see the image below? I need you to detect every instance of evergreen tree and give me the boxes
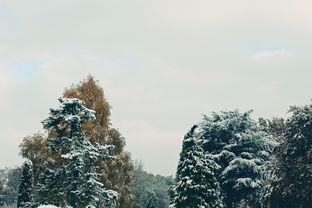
[144,192,157,208]
[193,110,275,208]
[258,117,286,143]
[39,98,118,208]
[170,126,223,208]
[20,76,134,208]
[63,75,134,208]
[17,161,34,208]
[267,104,312,208]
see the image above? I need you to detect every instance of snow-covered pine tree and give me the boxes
[144,192,157,208]
[267,103,312,208]
[63,76,134,208]
[169,126,223,208]
[40,98,118,208]
[195,110,275,208]
[17,160,34,208]
[35,167,63,206]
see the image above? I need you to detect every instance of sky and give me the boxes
[0,0,312,176]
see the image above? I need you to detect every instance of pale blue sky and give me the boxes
[0,0,312,176]
[9,59,46,80]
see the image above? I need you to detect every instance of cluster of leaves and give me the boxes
[131,161,174,208]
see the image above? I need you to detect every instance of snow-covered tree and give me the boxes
[20,76,133,208]
[39,98,118,208]
[63,76,134,208]
[194,110,275,208]
[144,192,157,208]
[267,104,312,208]
[17,161,34,208]
[170,126,223,208]
[37,205,59,208]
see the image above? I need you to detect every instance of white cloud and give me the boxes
[251,50,293,63]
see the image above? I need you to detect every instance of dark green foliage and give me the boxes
[132,161,174,208]
[258,117,286,143]
[266,104,312,208]
[35,167,63,206]
[170,126,223,208]
[38,98,118,208]
[0,167,22,207]
[0,177,5,206]
[17,161,34,208]
[144,192,157,208]
[192,110,275,208]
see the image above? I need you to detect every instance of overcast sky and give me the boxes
[1,0,312,176]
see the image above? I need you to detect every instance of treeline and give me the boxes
[1,75,312,207]
[132,161,174,208]
[169,107,312,207]
[0,161,174,208]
